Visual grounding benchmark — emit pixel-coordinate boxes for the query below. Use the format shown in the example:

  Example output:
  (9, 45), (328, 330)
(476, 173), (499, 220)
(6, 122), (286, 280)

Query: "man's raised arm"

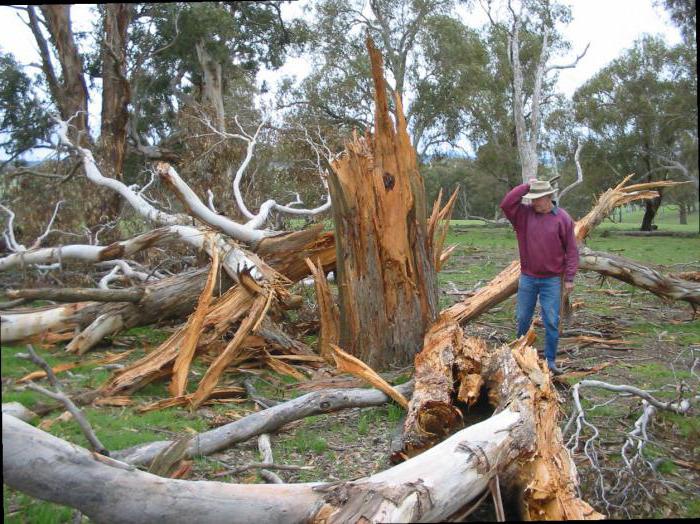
(499, 182), (531, 225)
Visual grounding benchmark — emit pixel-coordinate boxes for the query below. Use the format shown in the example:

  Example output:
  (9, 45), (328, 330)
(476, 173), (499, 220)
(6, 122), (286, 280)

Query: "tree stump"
(328, 38), (438, 369)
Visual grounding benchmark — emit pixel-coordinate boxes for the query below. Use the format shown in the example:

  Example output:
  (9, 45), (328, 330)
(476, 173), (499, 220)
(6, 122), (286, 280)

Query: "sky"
(0, 0), (684, 157)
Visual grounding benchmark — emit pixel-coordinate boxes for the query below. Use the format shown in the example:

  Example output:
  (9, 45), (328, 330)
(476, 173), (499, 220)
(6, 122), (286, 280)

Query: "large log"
(1, 267), (215, 344)
(1, 406), (519, 523)
(327, 38), (439, 369)
(4, 336), (601, 521)
(579, 247), (700, 306)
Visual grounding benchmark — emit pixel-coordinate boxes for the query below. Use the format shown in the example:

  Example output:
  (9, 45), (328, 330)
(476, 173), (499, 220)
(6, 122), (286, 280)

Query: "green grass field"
(2, 210), (699, 521)
(449, 204), (699, 232)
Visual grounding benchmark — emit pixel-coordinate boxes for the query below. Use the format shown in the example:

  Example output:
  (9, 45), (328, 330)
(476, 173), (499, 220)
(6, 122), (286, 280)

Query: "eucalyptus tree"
(0, 52), (51, 169)
(291, 0), (499, 156)
(573, 36), (697, 229)
(484, 0), (588, 184)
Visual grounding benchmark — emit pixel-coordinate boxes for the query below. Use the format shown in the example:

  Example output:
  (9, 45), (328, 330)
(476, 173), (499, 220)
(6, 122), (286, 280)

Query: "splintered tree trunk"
(328, 38), (438, 369)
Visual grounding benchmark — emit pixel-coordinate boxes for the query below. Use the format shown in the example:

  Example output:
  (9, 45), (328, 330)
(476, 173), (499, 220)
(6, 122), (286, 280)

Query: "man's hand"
(564, 282), (574, 292)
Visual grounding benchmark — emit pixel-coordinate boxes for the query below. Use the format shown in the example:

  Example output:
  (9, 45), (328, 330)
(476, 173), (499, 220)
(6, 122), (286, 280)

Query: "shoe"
(547, 361), (564, 376)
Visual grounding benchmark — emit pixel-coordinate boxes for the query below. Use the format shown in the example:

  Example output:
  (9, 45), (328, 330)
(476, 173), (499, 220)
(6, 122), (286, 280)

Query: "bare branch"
(558, 140), (584, 202)
(29, 200), (64, 250)
(54, 117), (186, 227)
(20, 345), (108, 455)
(546, 42), (591, 72)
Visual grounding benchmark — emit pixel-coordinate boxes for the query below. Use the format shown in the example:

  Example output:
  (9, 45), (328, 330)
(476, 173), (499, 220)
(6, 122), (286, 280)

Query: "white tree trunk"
(3, 408), (521, 523)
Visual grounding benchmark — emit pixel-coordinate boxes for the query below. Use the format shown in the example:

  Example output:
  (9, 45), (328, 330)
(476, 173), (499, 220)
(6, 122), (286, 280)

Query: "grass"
(593, 205), (699, 233)
(3, 488), (74, 524)
(3, 210), (699, 521)
(279, 429), (328, 455)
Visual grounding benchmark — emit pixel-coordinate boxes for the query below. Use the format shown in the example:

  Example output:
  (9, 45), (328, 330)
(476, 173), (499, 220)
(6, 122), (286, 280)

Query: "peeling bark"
(37, 6), (90, 144)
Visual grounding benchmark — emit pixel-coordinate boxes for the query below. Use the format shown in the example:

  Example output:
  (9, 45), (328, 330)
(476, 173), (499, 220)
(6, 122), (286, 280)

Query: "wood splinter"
(329, 344), (409, 409)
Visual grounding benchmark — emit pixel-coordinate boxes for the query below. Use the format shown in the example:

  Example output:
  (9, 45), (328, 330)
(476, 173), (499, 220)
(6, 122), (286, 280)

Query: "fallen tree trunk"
(395, 326), (604, 518)
(579, 247), (700, 306)
(6, 287), (145, 303)
(4, 407), (518, 523)
(4, 336), (601, 521)
(1, 265), (218, 344)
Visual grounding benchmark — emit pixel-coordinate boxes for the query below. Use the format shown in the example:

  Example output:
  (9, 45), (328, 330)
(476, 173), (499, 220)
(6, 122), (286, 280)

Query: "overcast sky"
(0, 1), (683, 95)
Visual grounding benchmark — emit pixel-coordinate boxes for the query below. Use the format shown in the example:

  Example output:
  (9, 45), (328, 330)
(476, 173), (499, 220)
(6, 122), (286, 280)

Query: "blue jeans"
(516, 275), (561, 363)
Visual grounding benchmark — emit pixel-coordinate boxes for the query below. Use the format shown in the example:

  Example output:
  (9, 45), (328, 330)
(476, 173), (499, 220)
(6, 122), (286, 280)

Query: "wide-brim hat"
(524, 179), (556, 199)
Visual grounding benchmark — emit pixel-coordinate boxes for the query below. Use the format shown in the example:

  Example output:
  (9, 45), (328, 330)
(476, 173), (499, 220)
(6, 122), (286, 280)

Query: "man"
(500, 178), (579, 375)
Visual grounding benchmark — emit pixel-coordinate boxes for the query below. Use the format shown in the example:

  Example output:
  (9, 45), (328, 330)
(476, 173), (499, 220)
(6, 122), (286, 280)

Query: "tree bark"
(327, 38), (438, 369)
(99, 3), (132, 181)
(37, 5), (90, 145)
(195, 40), (226, 132)
(7, 287), (145, 303)
(579, 248), (700, 305)
(641, 194), (662, 231)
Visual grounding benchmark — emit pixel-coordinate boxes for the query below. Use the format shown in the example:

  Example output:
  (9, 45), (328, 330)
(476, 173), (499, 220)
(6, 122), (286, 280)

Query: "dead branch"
(558, 140), (584, 202)
(155, 162), (269, 243)
(579, 248), (700, 306)
(0, 226), (178, 272)
(19, 345), (108, 455)
(112, 381), (414, 467)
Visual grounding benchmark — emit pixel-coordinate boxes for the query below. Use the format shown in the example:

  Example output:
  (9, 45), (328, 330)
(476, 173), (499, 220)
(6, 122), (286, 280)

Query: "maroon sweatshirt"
(499, 183), (579, 282)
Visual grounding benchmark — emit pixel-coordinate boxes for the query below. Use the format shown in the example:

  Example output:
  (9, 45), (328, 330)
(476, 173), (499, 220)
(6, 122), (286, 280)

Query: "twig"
(20, 345), (108, 456)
